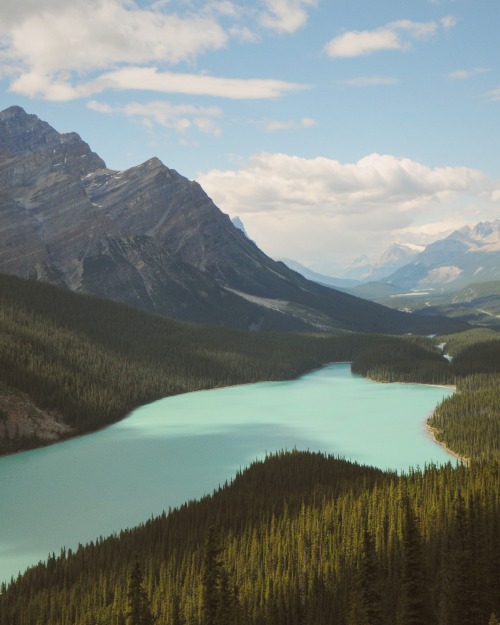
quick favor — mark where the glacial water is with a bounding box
[0,364,454,585]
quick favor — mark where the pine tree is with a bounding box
[125,561,155,625]
[359,528,384,625]
[201,526,222,625]
[399,492,433,625]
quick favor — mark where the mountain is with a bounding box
[231,216,250,238]
[0,106,464,334]
[411,280,500,327]
[381,221,500,292]
[337,243,424,282]
[280,258,361,289]
[366,242,425,281]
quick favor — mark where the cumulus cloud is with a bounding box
[324,17,452,58]
[0,0,230,99]
[0,0,310,101]
[88,99,223,136]
[259,0,317,34]
[324,28,400,58]
[197,152,498,269]
[3,0,227,73]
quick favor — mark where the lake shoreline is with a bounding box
[1,361,460,459]
[425,421,469,465]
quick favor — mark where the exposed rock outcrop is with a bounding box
[0,106,464,334]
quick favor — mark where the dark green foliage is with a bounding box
[429,374,500,461]
[0,272,458,454]
[428,333,500,462]
[1,452,499,625]
[351,335,453,385]
[201,527,222,625]
[1,275,499,625]
[126,562,155,625]
[399,490,433,625]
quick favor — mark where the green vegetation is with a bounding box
[1,451,499,625]
[1,274,500,624]
[0,273,456,454]
[366,280,500,329]
[429,374,500,461]
[438,328,500,358]
[427,329,500,461]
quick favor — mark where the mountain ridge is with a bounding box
[381,220,500,292]
[0,106,464,334]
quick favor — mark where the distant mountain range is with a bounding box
[0,106,463,334]
[381,221,500,292]
[280,259,361,289]
[341,243,425,282]
[330,221,500,327]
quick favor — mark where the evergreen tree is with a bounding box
[125,561,155,625]
[201,527,222,625]
[359,528,384,625]
[399,491,433,625]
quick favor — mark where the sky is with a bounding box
[0,0,499,275]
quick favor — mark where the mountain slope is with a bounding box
[0,272,457,453]
[0,106,464,334]
[280,258,361,289]
[382,221,500,292]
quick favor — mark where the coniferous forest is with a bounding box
[0,272,460,455]
[0,275,499,625]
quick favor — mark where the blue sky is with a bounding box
[0,0,499,274]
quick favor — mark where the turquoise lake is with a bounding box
[0,363,455,585]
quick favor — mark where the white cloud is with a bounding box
[324,17,452,58]
[229,25,261,43]
[388,19,438,39]
[99,67,308,99]
[0,0,235,100]
[324,28,400,58]
[259,0,317,34]
[10,66,309,101]
[441,15,458,30]
[264,116,317,132]
[87,100,114,114]
[483,87,500,102]
[197,152,498,268]
[342,76,398,87]
[449,67,489,80]
[88,99,223,136]
[0,0,317,101]
[3,1,227,73]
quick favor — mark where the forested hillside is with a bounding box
[1,451,498,625]
[0,273,454,454]
[428,329,500,462]
[2,278,500,624]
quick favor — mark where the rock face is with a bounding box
[383,221,500,292]
[0,106,463,334]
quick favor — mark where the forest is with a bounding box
[0,272,458,454]
[1,451,499,625]
[1,275,499,624]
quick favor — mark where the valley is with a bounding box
[0,105,499,625]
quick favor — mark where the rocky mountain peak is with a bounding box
[0,105,461,334]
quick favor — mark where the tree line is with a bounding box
[0,273,459,454]
[1,451,498,625]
